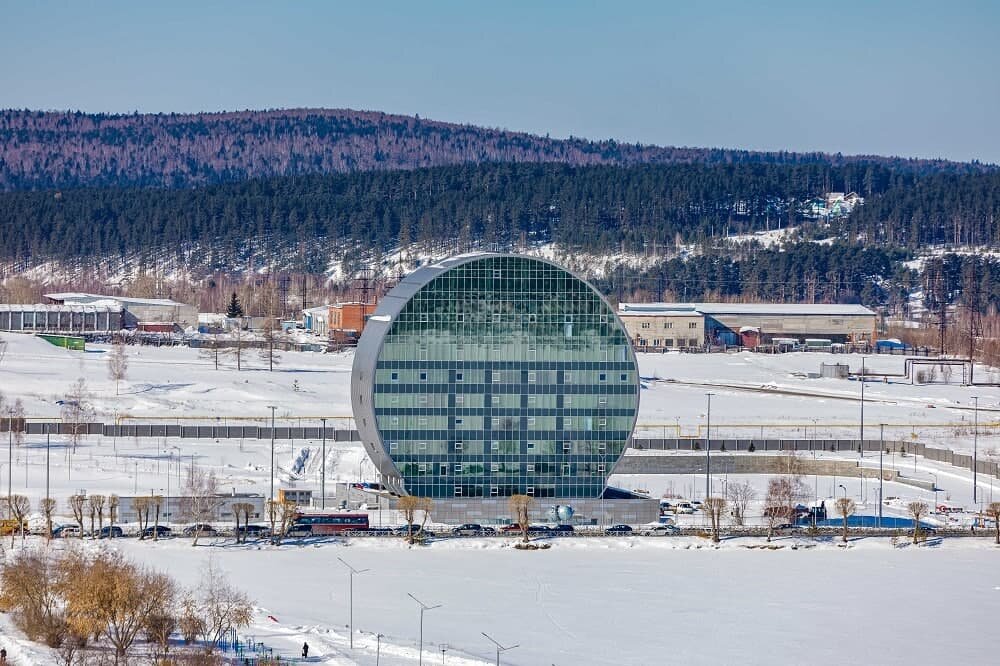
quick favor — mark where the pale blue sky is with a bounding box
[1,1,997,163]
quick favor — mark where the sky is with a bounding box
[1,0,998,164]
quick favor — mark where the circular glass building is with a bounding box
[351,254,639,499]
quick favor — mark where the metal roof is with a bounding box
[619,302,876,317]
[44,292,190,307]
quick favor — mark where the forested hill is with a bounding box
[3,161,999,270]
[0,108,991,191]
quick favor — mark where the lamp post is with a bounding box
[705,392,714,500]
[267,405,277,503]
[45,422,51,507]
[972,396,979,505]
[6,410,12,513]
[337,557,369,649]
[859,356,865,459]
[481,632,519,666]
[320,417,327,510]
[878,424,885,528]
[838,484,847,500]
[407,593,441,666]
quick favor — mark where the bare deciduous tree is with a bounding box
[108,494,119,536]
[398,495,432,544]
[151,495,163,540]
[907,501,929,544]
[89,494,106,533]
[835,497,856,543]
[180,466,223,546]
[107,342,129,395]
[60,550,176,661]
[987,502,1000,545]
[726,481,756,526]
[67,494,86,538]
[763,477,804,542]
[8,397,26,447]
[231,502,255,543]
[40,498,56,540]
[265,498,297,545]
[134,496,151,539]
[508,494,533,543]
[703,496,728,542]
[181,559,254,653]
[60,378,94,454]
[8,494,30,544]
[258,318,283,372]
[0,550,67,646]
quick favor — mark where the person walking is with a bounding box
[1,647,7,664]
[302,642,309,659]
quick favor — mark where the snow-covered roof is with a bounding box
[45,292,191,307]
[302,305,331,316]
[0,302,122,313]
[619,302,876,317]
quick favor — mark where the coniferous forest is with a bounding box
[0,109,999,313]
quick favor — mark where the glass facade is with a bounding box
[357,255,638,498]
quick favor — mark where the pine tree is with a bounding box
[226,292,244,318]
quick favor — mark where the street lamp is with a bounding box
[267,405,277,503]
[481,632,519,666]
[337,557,369,649]
[320,417,327,510]
[838,484,847,500]
[859,356,865,459]
[705,392,714,500]
[45,422,51,507]
[878,424,885,528]
[407,593,441,666]
[972,396,979,505]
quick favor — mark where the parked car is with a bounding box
[550,524,575,534]
[394,524,434,538]
[673,503,696,514]
[97,525,124,539]
[52,524,83,538]
[182,524,218,537]
[605,524,634,535]
[481,526,497,535]
[237,524,270,538]
[641,524,680,536]
[141,525,173,538]
[451,523,485,536]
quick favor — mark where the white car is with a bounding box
[641,524,680,536]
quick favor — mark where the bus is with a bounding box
[289,512,369,536]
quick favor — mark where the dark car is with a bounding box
[605,524,634,535]
[97,525,124,539]
[481,526,497,536]
[551,524,575,534]
[182,524,218,537]
[451,523,485,536]
[141,525,173,538]
[394,524,434,538]
[237,524,269,538]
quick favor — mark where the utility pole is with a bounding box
[705,392,713,499]
[408,593,441,666]
[337,557,369,650]
[321,417,327,510]
[268,405,277,503]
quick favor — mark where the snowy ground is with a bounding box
[2,536,999,666]
[2,332,1000,664]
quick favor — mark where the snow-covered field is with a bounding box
[3,536,999,665]
[2,332,1000,665]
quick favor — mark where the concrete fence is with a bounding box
[2,420,997,481]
